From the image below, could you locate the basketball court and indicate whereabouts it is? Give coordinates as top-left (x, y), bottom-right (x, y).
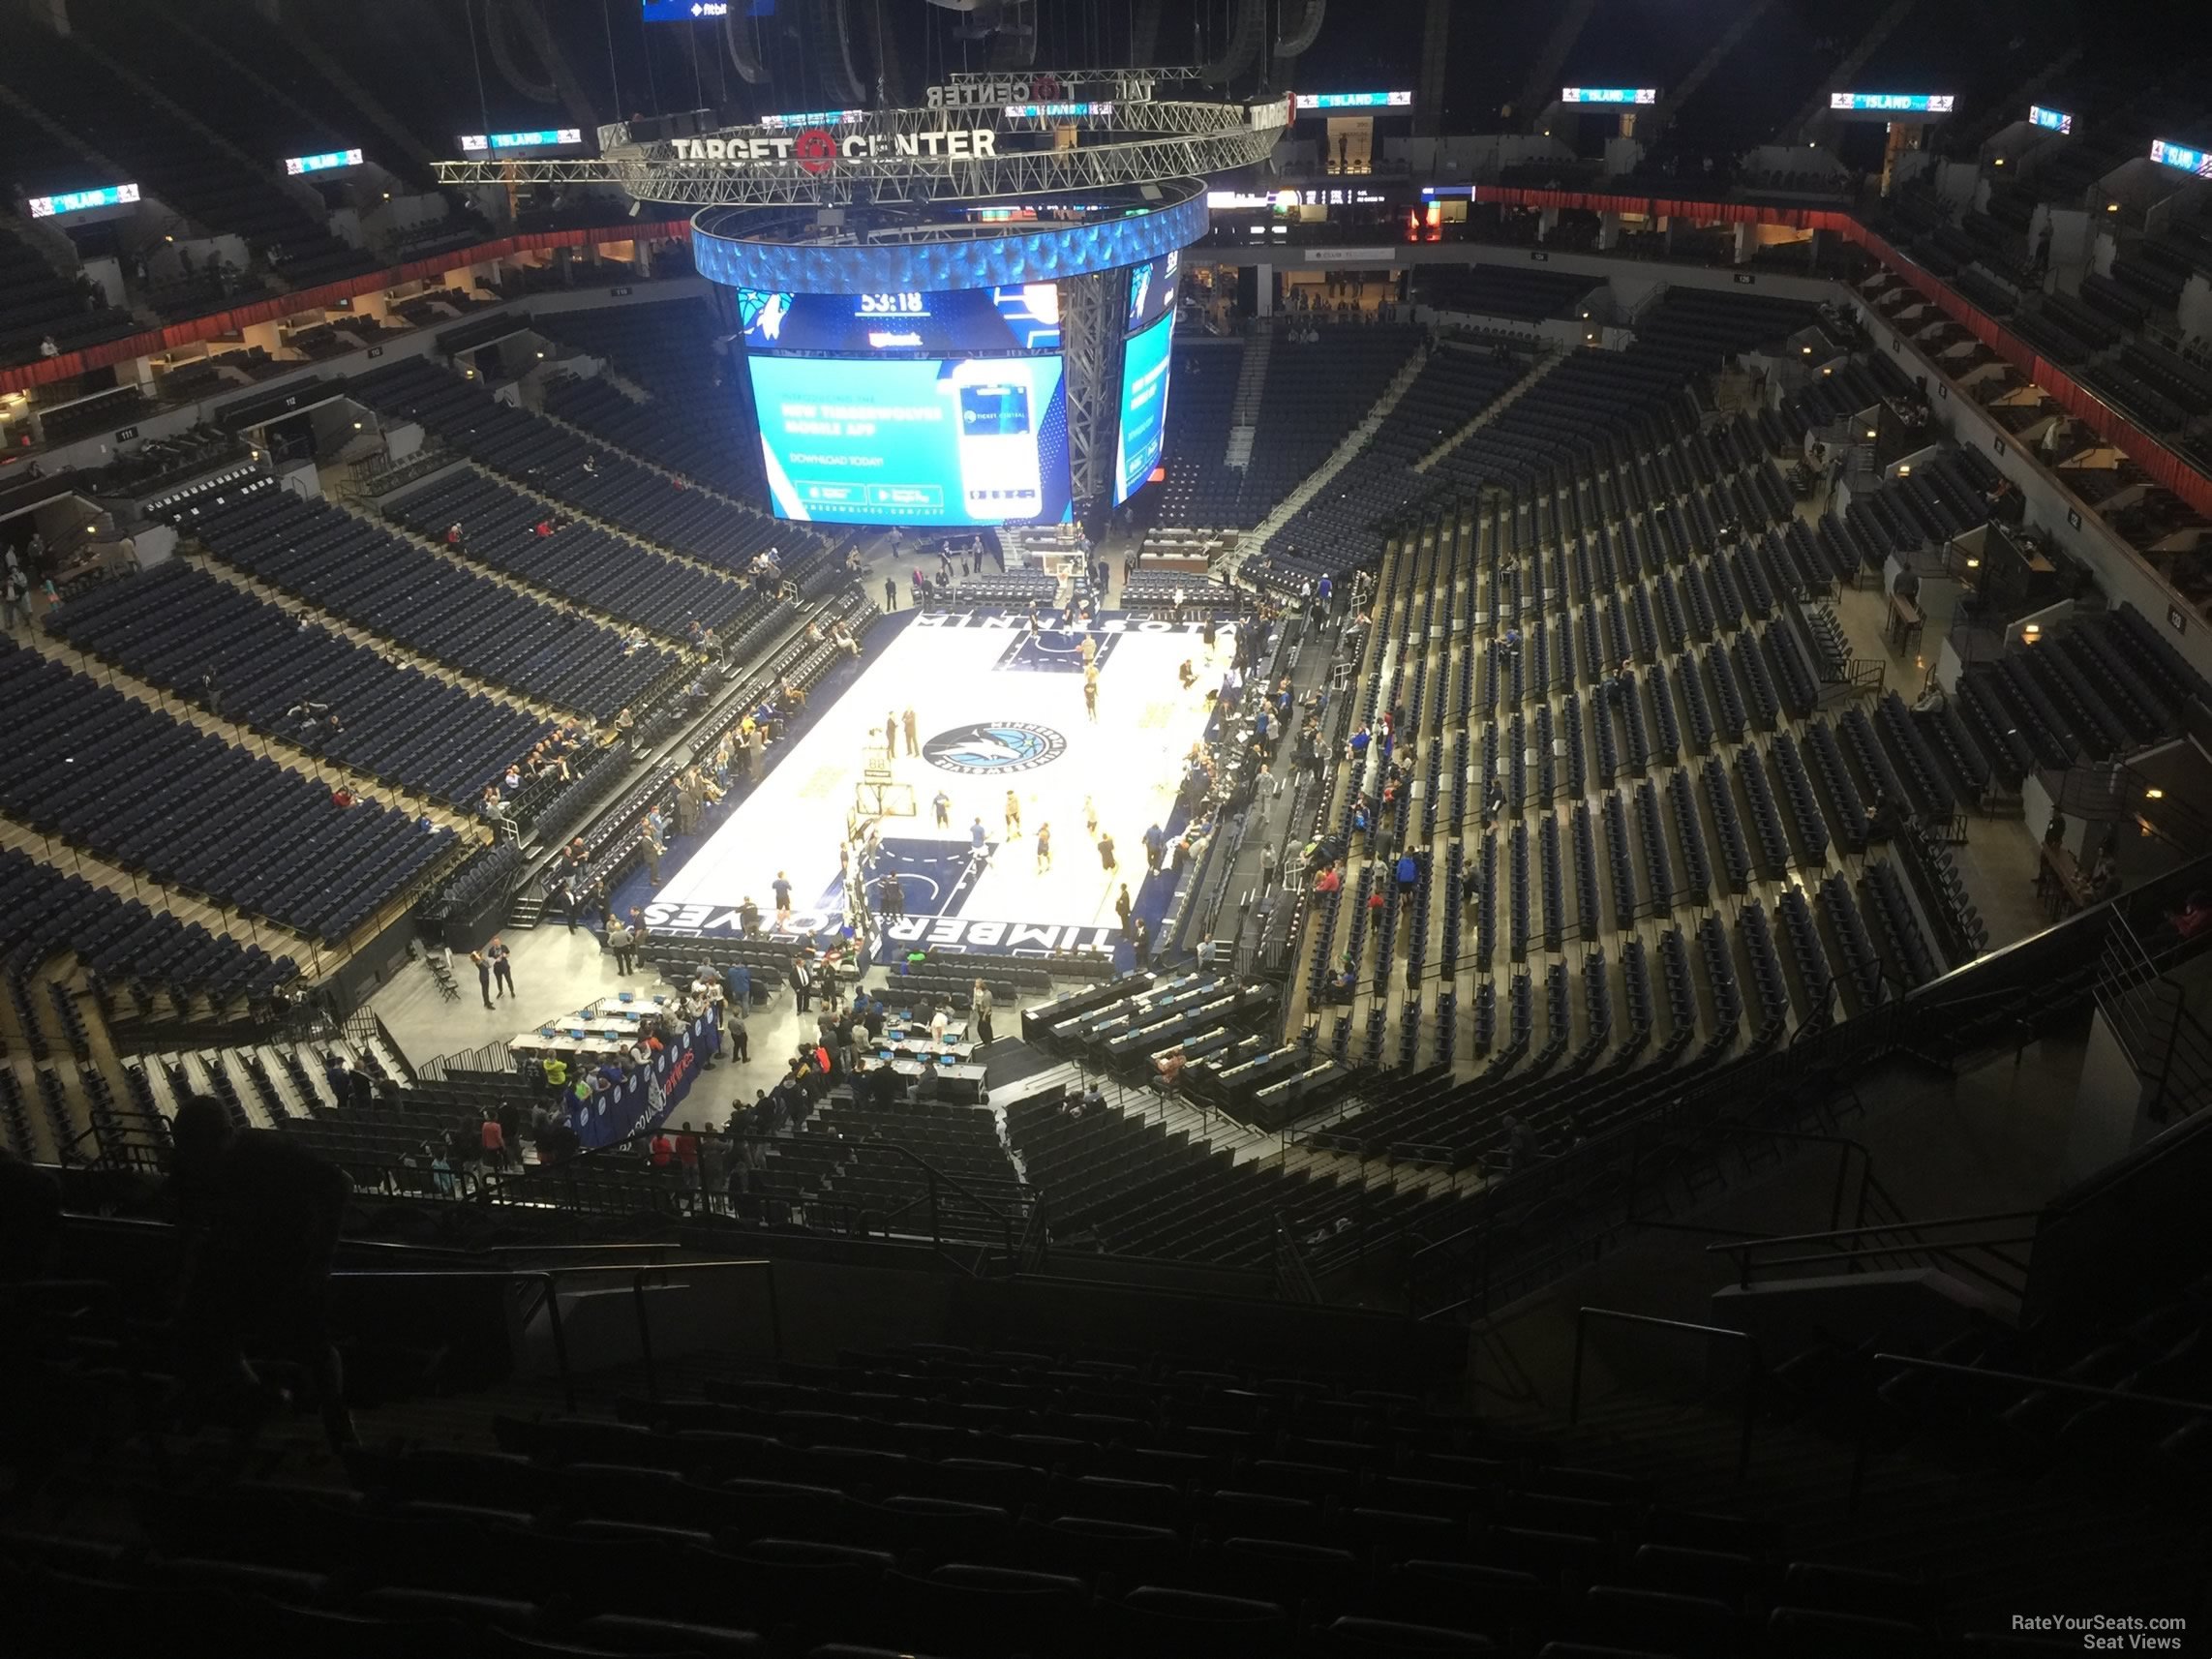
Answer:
top-left (640, 612), bottom-right (1229, 954)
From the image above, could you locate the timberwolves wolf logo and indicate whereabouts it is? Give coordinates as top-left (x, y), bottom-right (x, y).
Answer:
top-left (924, 721), bottom-right (1067, 775)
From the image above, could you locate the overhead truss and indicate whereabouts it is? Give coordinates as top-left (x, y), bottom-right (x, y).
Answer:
top-left (434, 98), bottom-right (1288, 209)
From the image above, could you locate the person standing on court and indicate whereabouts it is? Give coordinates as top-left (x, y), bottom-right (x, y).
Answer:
top-left (1141, 822), bottom-right (1167, 873)
top-left (1036, 823), bottom-right (1053, 873)
top-left (970, 815), bottom-right (989, 860)
top-left (1083, 666), bottom-right (1100, 722)
top-left (773, 870), bottom-right (794, 927)
top-left (884, 710), bottom-right (899, 758)
top-left (1098, 830), bottom-right (1117, 873)
top-left (902, 708), bottom-right (919, 756)
top-left (933, 788), bottom-right (952, 829)
top-left (1115, 884), bottom-right (1134, 937)
top-left (1004, 790), bottom-right (1022, 838)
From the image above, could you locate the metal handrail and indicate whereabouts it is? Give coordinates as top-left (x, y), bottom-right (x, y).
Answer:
top-left (1850, 1350), bottom-right (2212, 1511)
top-left (1712, 1125), bottom-right (1875, 1235)
top-left (1272, 1212), bottom-right (1320, 1304)
top-left (1706, 1210), bottom-right (2043, 1290)
top-left (330, 1256), bottom-right (778, 1411)
top-left (1571, 1308), bottom-right (1764, 1482)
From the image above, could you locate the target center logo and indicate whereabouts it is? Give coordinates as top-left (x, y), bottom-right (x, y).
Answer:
top-left (923, 721), bottom-right (1068, 775)
top-left (794, 128), bottom-right (837, 173)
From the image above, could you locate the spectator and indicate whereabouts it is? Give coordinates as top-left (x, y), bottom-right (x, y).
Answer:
top-left (674, 1122), bottom-right (701, 1206)
top-left (164, 1096), bottom-right (355, 1450)
top-left (0, 1148), bottom-right (63, 1283)
top-left (480, 1110), bottom-right (508, 1170)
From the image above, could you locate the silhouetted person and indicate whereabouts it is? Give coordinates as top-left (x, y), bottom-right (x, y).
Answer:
top-left (165, 1096), bottom-right (356, 1452)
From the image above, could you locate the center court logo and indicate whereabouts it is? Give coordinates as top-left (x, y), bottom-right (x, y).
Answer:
top-left (923, 721), bottom-right (1068, 775)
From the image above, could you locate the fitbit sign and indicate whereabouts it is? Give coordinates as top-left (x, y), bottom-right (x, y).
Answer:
top-left (670, 128), bottom-right (998, 171)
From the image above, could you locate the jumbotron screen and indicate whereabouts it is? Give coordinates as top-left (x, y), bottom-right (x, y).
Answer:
top-left (1113, 310), bottom-right (1174, 505)
top-left (748, 353), bottom-right (1073, 527)
top-left (742, 284), bottom-right (1072, 527)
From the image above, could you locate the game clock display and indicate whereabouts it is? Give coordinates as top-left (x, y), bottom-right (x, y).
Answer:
top-left (739, 285), bottom-right (1061, 356)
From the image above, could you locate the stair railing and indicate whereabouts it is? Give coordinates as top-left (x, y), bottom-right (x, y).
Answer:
top-left (1705, 1209), bottom-right (2042, 1298)
top-left (1849, 1352), bottom-right (2212, 1512)
top-left (1570, 1307), bottom-right (1765, 1483)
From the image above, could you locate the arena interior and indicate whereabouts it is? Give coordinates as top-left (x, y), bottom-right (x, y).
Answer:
top-left (3, 0), bottom-right (2212, 1651)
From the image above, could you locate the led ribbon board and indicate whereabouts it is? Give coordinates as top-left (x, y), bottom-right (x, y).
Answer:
top-left (284, 148), bottom-right (364, 175)
top-left (1005, 102), bottom-right (1116, 119)
top-left (1829, 93), bottom-right (1954, 113)
top-left (458, 130), bottom-right (585, 153)
top-left (27, 184), bottom-right (139, 218)
top-left (2028, 106), bottom-right (2074, 135)
top-left (692, 189), bottom-right (1208, 293)
top-left (641, 1), bottom-right (731, 18)
top-left (1561, 88), bottom-right (1657, 106)
top-left (2150, 138), bottom-right (2212, 177)
top-left (758, 109), bottom-right (867, 130)
top-left (1293, 92), bottom-right (1412, 111)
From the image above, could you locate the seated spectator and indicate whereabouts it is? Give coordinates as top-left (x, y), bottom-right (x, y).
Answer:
top-left (1153, 1047), bottom-right (1186, 1092)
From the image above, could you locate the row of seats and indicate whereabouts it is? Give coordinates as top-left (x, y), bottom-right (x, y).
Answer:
top-left (1412, 265), bottom-right (1603, 323)
top-left (1009, 1082), bottom-right (1465, 1278)
top-left (0, 1325), bottom-right (1988, 1659)
top-left (46, 560), bottom-right (553, 809)
top-left (2, 27), bottom-right (379, 292)
top-left (0, 218), bottom-right (139, 369)
top-left (0, 638), bottom-right (453, 943)
top-left (0, 849), bottom-right (297, 1018)
top-left (176, 478), bottom-right (683, 720)
top-left (381, 468), bottom-right (762, 638)
top-left (348, 358), bottom-right (812, 574)
top-left (1264, 346), bottom-right (1528, 581)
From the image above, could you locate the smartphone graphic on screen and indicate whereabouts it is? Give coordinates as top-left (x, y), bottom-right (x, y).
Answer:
top-left (953, 370), bottom-right (1041, 517)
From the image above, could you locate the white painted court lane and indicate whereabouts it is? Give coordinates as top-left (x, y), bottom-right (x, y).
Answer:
top-left (643, 612), bottom-right (1228, 945)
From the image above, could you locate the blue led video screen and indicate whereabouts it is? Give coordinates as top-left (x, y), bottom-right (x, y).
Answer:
top-left (644, 1), bottom-right (773, 19)
top-left (1124, 249), bottom-right (1179, 334)
top-left (1113, 310), bottom-right (1174, 506)
top-left (748, 353), bottom-right (1073, 527)
top-left (738, 285), bottom-right (1061, 356)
